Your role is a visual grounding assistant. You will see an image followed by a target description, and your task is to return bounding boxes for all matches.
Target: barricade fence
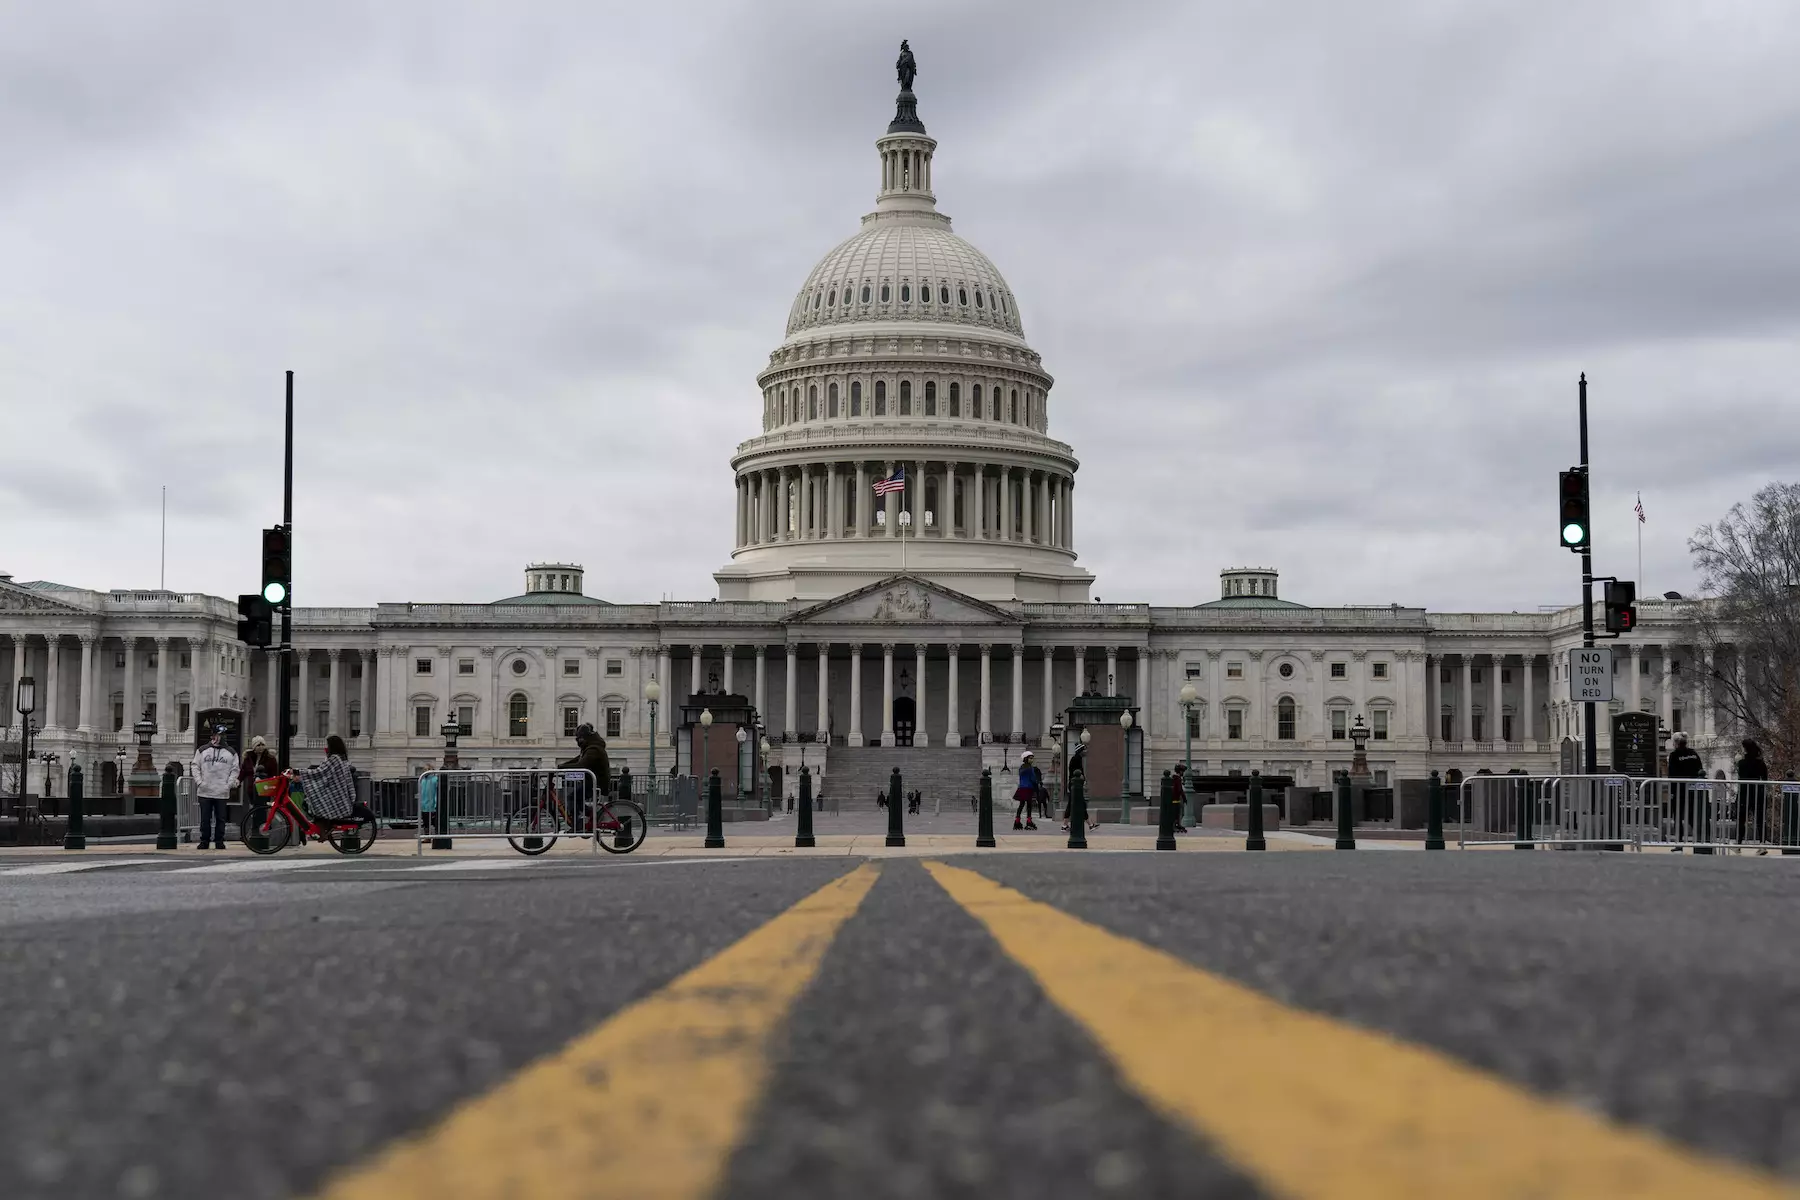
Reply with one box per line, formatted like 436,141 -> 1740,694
1459,775 -> 1800,852
415,768 -> 601,854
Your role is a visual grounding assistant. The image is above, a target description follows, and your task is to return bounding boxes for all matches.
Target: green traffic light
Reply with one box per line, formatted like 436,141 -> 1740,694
262,580 -> 288,605
1561,522 -> 1586,546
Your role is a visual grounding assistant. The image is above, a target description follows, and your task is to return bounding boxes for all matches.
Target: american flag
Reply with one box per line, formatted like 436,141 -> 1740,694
1634,492 -> 1646,524
872,468 -> 906,496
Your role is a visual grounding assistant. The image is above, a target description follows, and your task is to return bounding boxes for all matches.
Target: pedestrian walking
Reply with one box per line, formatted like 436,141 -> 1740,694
1171,762 -> 1190,833
1666,732 -> 1706,844
1013,751 -> 1041,830
1736,738 -> 1769,845
189,725 -> 238,850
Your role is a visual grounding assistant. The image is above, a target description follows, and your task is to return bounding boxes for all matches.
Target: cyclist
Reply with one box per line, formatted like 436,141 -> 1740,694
287,734 -> 358,839
559,724 -> 613,829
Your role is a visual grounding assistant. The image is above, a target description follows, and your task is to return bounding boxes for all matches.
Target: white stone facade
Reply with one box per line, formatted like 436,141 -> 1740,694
0,73 -> 1748,794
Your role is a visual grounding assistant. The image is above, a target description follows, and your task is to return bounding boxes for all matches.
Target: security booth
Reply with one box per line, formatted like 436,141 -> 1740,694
675,693 -> 763,803
1060,694 -> 1144,812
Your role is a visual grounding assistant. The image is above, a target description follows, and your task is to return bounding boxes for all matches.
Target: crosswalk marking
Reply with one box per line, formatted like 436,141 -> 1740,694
312,862 -> 881,1199
167,858 -> 340,875
404,858 -> 538,873
0,858 -> 166,876
922,861 -> 1791,1200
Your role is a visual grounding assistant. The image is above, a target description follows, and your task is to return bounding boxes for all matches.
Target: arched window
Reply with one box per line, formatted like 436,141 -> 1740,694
900,283 -> 911,303
508,694 -> 529,737
921,284 -> 932,305
949,381 -> 960,417
813,290 -> 821,310
860,284 -> 871,303
874,380 -> 887,416
808,385 -> 818,420
828,381 -> 839,417
851,380 -> 863,416
827,288 -> 836,306
1277,698 -> 1297,741
972,383 -> 982,417
842,286 -> 852,307
939,286 -> 950,304
899,380 -> 912,415
999,293 -> 1007,314
924,380 -> 936,416
958,287 -> 968,306
974,289 -> 984,309
1009,388 -> 1019,422
880,283 -> 890,302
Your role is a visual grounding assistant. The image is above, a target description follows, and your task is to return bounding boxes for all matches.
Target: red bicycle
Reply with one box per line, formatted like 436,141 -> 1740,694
244,772 -> 378,856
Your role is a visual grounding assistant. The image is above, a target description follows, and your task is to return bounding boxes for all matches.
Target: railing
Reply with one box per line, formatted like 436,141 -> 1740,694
1457,775 -> 1800,851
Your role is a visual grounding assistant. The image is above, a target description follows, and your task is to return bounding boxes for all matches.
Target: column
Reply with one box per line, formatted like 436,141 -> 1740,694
913,644 -> 929,747
1136,650 -> 1150,735
657,646 -> 672,705
1038,474 -> 1051,545
1453,654 -> 1469,742
1074,647 -> 1086,697
815,644 -> 830,741
1011,644 -> 1025,740
1041,649 -> 1055,746
148,636 -> 168,736
1491,653 -> 1504,743
1065,478 -> 1075,549
1423,654 -> 1436,744
942,461 -> 955,537
689,645 -> 701,699
848,645 -> 864,746
979,644 -> 993,741
1626,644 -> 1642,712
972,463 -> 985,539
945,644 -> 961,746
1698,649 -> 1716,740
855,463 -> 869,537
1659,649 -> 1673,732
266,650 -> 280,739
77,635 -> 96,731
722,645 -> 735,696
439,645 -> 453,739
883,460 -> 898,537
1105,647 -> 1118,697
327,648 -> 342,737
43,635 -> 61,731
1310,651 -> 1328,742
736,477 -> 747,547
1206,650 -> 1221,741
295,648 -> 310,743
827,463 -> 839,537
880,643 -> 896,747
753,646 -> 766,721
784,644 -> 798,737
1523,654 -> 1537,745
360,649 -> 374,743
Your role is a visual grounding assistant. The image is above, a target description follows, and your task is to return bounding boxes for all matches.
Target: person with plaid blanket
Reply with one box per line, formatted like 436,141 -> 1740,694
291,734 -> 357,824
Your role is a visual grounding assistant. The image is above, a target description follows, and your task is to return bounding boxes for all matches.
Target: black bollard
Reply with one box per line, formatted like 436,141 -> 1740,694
1246,770 -> 1267,851
976,767 -> 996,848
1426,770 -> 1446,850
1067,774 -> 1089,849
64,764 -> 87,851
704,768 -> 725,849
1156,769 -> 1177,851
885,767 -> 905,847
157,765 -> 179,850
1334,770 -> 1356,851
796,765 -> 816,848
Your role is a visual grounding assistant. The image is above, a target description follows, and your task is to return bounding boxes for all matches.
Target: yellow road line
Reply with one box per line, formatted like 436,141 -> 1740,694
316,863 -> 880,1200
922,861 -> 1793,1200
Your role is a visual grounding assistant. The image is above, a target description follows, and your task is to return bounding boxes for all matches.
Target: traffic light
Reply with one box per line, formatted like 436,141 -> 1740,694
1604,580 -> 1637,634
1558,469 -> 1589,550
236,594 -> 273,647
260,526 -> 290,605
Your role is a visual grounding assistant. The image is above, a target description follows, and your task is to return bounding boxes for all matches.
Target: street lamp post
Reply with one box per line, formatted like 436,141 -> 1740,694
1049,720 -> 1065,821
41,753 -> 60,809
643,677 -> 661,781
435,715 -> 459,849
699,707 -> 713,793
1350,714 -> 1371,781
760,736 -> 772,811
1119,710 -> 1135,824
14,675 -> 35,801
114,746 -> 127,797
1178,683 -> 1198,777
736,726 -> 748,808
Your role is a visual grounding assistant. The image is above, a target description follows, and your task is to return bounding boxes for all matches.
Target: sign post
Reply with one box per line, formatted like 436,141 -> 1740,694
1569,648 -> 1613,704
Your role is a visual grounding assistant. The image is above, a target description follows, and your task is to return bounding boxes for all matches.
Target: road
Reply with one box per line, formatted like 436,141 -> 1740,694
0,845 -> 1795,1198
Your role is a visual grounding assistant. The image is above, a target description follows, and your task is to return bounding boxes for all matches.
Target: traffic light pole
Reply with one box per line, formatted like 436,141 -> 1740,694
1578,373 -> 1597,776
277,370 -> 294,772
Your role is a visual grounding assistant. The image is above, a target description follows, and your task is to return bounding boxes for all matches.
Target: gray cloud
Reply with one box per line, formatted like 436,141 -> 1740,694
2,0 -> 1798,612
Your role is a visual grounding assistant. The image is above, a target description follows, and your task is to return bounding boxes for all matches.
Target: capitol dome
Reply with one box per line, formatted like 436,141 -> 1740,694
716,44 -> 1093,605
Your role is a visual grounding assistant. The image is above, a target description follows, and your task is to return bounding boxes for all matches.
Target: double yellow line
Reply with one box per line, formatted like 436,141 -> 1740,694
317,862 -> 1793,1199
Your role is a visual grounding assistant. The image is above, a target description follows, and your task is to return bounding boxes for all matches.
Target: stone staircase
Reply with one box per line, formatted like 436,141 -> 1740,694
823,745 -> 984,810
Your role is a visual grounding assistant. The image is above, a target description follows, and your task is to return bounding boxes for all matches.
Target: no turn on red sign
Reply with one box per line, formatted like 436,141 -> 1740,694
1569,647 -> 1614,702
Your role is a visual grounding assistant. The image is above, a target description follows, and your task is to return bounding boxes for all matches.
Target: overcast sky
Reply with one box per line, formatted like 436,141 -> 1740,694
4,0 -> 1799,612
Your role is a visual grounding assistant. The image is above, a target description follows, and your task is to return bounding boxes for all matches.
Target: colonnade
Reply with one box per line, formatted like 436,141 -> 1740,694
0,631 -> 246,737
734,459 -> 1073,551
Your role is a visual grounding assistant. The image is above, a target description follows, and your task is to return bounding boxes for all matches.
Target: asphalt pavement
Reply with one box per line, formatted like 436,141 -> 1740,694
0,847 -> 1794,1198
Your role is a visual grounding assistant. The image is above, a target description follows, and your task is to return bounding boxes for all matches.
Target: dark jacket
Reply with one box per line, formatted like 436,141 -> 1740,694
239,748 -> 279,787
559,739 -> 612,795
1736,752 -> 1769,782
1666,746 -> 1706,779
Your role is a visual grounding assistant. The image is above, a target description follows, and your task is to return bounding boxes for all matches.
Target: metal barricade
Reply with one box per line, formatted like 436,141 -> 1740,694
175,777 -> 200,843
1457,775 -> 1634,848
1633,778 -> 1797,852
414,768 -> 599,855
368,777 -> 421,829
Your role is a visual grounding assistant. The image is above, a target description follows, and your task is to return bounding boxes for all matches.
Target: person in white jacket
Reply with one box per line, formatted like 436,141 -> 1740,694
189,726 -> 239,850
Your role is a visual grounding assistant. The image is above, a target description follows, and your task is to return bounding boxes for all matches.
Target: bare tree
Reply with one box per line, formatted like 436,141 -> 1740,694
1687,481 -> 1800,776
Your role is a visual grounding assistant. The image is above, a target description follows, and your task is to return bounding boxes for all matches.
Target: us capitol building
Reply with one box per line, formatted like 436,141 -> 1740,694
1,50 -> 1728,797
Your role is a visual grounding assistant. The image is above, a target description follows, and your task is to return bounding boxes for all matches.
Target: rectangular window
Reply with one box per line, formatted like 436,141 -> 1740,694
1472,714 -> 1486,741
1372,662 -> 1388,679
147,652 -> 158,669
1331,710 -> 1348,740
414,705 -> 431,737
563,706 -> 580,737
113,702 -> 124,731
114,652 -> 125,669
1672,707 -> 1683,732
1640,657 -> 1649,675
1330,662 -> 1346,679
1501,714 -> 1513,742
899,379 -> 912,415
314,708 -> 328,738
852,380 -> 863,416
509,696 -> 529,737
415,658 -> 432,675
1226,709 -> 1243,740
949,381 -> 960,417
1671,661 -> 1682,675
458,659 -> 475,675
1277,708 -> 1296,740
179,702 -> 191,732
350,662 -> 363,679
1440,667 -> 1451,683
606,706 -> 623,739
874,380 -> 887,415
1186,710 -> 1201,738
180,651 -> 191,669
1373,710 -> 1389,740
924,380 -> 936,416
350,706 -> 363,738
1226,662 -> 1243,679
563,658 -> 580,676
147,702 -> 158,727
1498,669 -> 1510,684
1184,664 -> 1202,679
1472,668 -> 1483,684
605,659 -> 623,676
1441,713 -> 1454,741
457,705 -> 473,737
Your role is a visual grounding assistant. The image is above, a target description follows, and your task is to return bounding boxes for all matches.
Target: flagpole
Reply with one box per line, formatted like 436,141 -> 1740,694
1636,491 -> 1643,588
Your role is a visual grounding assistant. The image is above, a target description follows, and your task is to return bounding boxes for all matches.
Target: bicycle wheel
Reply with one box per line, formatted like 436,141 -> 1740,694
245,803 -> 293,855
506,804 -> 556,856
327,806 -> 379,855
595,799 -> 648,854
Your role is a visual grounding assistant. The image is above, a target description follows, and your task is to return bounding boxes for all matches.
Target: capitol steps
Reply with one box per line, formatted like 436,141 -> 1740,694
822,745 -> 984,810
